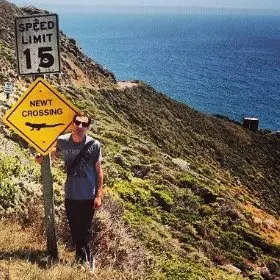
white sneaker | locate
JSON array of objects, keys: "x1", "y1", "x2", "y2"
[
  {"x1": 83, "y1": 257, "x2": 95, "y2": 274},
  {"x1": 89, "y1": 257, "x2": 95, "y2": 274}
]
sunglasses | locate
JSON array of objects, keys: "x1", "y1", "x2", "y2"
[{"x1": 74, "y1": 120, "x2": 90, "y2": 128}]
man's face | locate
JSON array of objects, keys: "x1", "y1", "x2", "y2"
[{"x1": 72, "y1": 116, "x2": 90, "y2": 137}]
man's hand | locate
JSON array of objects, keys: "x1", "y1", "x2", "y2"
[
  {"x1": 94, "y1": 196, "x2": 102, "y2": 209},
  {"x1": 35, "y1": 154, "x2": 43, "y2": 165}
]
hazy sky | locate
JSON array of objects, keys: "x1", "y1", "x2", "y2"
[{"x1": 9, "y1": 0, "x2": 280, "y2": 10}]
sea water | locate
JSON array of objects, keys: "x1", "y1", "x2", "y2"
[{"x1": 57, "y1": 9, "x2": 280, "y2": 131}]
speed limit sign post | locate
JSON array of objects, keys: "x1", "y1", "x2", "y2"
[
  {"x1": 15, "y1": 14, "x2": 61, "y2": 75},
  {"x1": 13, "y1": 14, "x2": 61, "y2": 261}
]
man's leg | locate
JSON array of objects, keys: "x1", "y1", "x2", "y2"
[
  {"x1": 65, "y1": 199, "x2": 84, "y2": 262},
  {"x1": 75, "y1": 200, "x2": 95, "y2": 264},
  {"x1": 65, "y1": 199, "x2": 94, "y2": 263}
]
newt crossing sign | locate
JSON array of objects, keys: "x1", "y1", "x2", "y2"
[
  {"x1": 2, "y1": 78, "x2": 79, "y2": 155},
  {"x1": 15, "y1": 14, "x2": 60, "y2": 75}
]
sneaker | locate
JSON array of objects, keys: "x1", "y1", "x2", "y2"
[
  {"x1": 83, "y1": 257, "x2": 95, "y2": 274},
  {"x1": 89, "y1": 256, "x2": 95, "y2": 274}
]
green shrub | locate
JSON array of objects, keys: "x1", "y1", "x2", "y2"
[
  {"x1": 219, "y1": 231, "x2": 260, "y2": 261},
  {"x1": 154, "y1": 257, "x2": 246, "y2": 280},
  {"x1": 0, "y1": 178, "x2": 24, "y2": 212},
  {"x1": 0, "y1": 154, "x2": 24, "y2": 178},
  {"x1": 0, "y1": 152, "x2": 40, "y2": 216}
]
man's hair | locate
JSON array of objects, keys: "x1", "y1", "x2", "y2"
[{"x1": 73, "y1": 113, "x2": 92, "y2": 126}]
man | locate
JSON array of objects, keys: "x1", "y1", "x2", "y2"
[{"x1": 36, "y1": 113, "x2": 103, "y2": 272}]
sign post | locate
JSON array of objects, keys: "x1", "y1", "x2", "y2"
[
  {"x1": 13, "y1": 13, "x2": 63, "y2": 260},
  {"x1": 4, "y1": 82, "x2": 13, "y2": 100},
  {"x1": 41, "y1": 154, "x2": 58, "y2": 260},
  {"x1": 3, "y1": 76, "x2": 79, "y2": 260},
  {"x1": 12, "y1": 13, "x2": 71, "y2": 261}
]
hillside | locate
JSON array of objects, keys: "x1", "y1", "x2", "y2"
[{"x1": 0, "y1": 1, "x2": 279, "y2": 279}]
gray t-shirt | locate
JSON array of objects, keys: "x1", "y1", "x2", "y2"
[{"x1": 56, "y1": 133, "x2": 102, "y2": 200}]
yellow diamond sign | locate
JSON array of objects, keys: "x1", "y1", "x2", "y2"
[{"x1": 3, "y1": 78, "x2": 79, "y2": 155}]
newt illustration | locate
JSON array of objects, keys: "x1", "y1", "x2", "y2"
[{"x1": 25, "y1": 122, "x2": 64, "y2": 131}]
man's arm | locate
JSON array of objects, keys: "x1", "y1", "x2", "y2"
[{"x1": 94, "y1": 161, "x2": 104, "y2": 209}]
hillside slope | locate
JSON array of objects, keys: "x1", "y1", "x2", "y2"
[{"x1": 0, "y1": 1, "x2": 279, "y2": 279}]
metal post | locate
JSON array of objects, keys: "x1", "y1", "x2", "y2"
[{"x1": 41, "y1": 153, "x2": 58, "y2": 261}]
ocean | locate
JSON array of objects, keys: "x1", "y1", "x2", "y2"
[{"x1": 56, "y1": 8, "x2": 280, "y2": 131}]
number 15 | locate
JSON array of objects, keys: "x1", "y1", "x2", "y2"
[{"x1": 23, "y1": 47, "x2": 54, "y2": 69}]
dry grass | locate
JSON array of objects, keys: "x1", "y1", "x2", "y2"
[
  {"x1": 0, "y1": 258, "x2": 140, "y2": 280},
  {"x1": 63, "y1": 57, "x2": 93, "y2": 88},
  {"x1": 92, "y1": 197, "x2": 152, "y2": 277},
  {"x1": 0, "y1": 195, "x2": 151, "y2": 280},
  {"x1": 240, "y1": 201, "x2": 280, "y2": 246}
]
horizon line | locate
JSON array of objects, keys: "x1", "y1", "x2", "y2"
[{"x1": 11, "y1": 2, "x2": 280, "y2": 12}]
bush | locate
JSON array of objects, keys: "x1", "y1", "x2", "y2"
[
  {"x1": 0, "y1": 152, "x2": 41, "y2": 218},
  {"x1": 219, "y1": 231, "x2": 260, "y2": 265}
]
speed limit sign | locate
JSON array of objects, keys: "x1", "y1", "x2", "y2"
[{"x1": 15, "y1": 14, "x2": 61, "y2": 75}]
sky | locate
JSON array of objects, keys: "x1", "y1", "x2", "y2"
[{"x1": 8, "y1": 0, "x2": 280, "y2": 10}]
